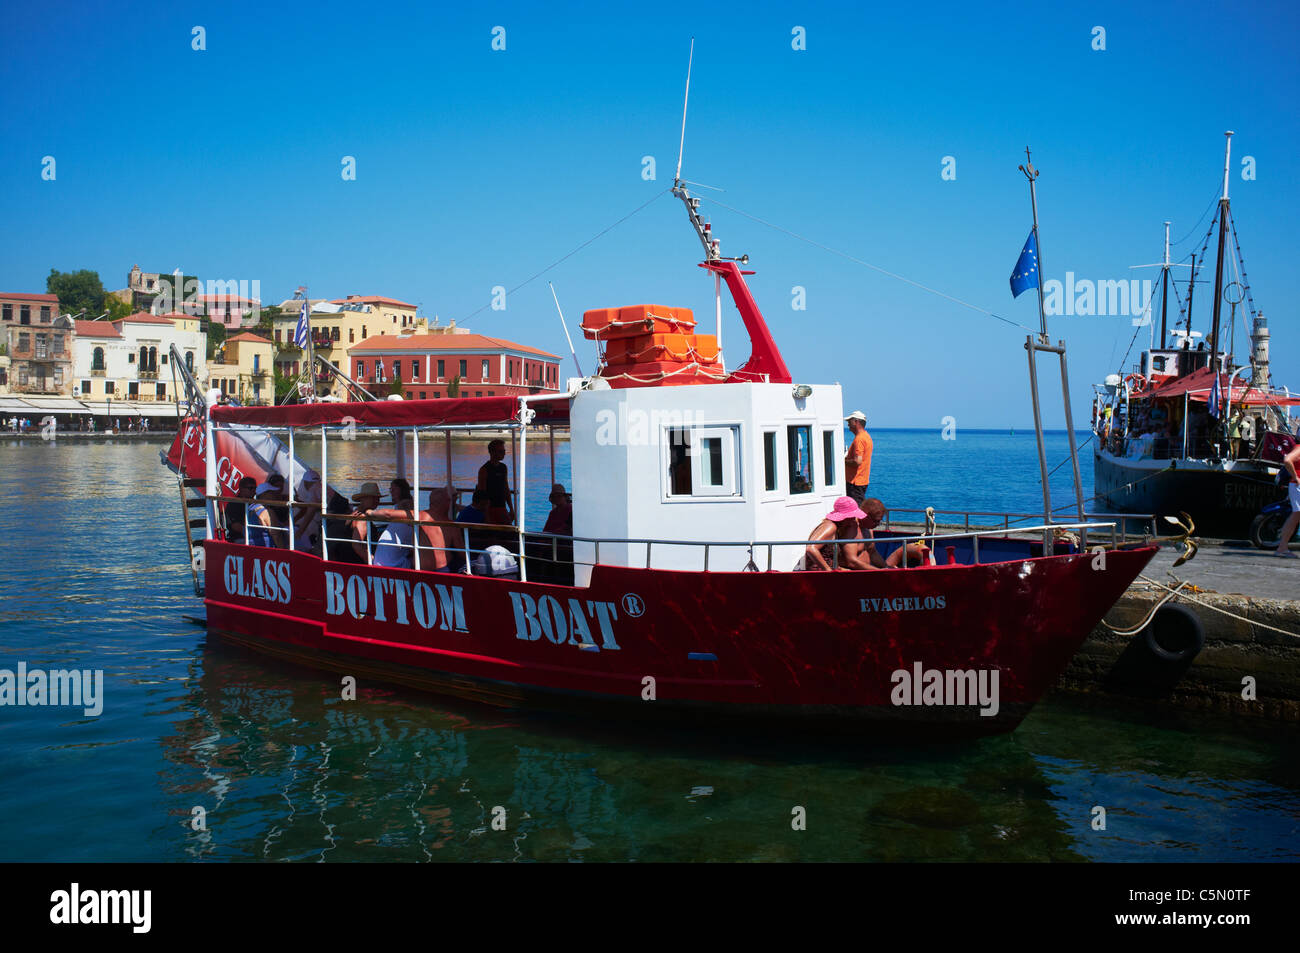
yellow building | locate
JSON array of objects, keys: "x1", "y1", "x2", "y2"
[
  {"x1": 271, "y1": 294, "x2": 427, "y2": 386},
  {"x1": 208, "y1": 331, "x2": 273, "y2": 405}
]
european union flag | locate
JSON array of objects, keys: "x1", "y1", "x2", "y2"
[
  {"x1": 1009, "y1": 229, "x2": 1039, "y2": 298},
  {"x1": 294, "y1": 299, "x2": 310, "y2": 348}
]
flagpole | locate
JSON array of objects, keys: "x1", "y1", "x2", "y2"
[
  {"x1": 1020, "y1": 148, "x2": 1048, "y2": 341},
  {"x1": 302, "y1": 286, "x2": 316, "y2": 403}
]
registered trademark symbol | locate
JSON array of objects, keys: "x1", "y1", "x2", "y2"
[{"x1": 621, "y1": 593, "x2": 645, "y2": 617}]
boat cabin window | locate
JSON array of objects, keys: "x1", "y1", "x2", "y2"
[
  {"x1": 787, "y1": 425, "x2": 813, "y2": 494},
  {"x1": 665, "y1": 425, "x2": 741, "y2": 499},
  {"x1": 822, "y1": 430, "x2": 836, "y2": 487},
  {"x1": 763, "y1": 431, "x2": 778, "y2": 491}
]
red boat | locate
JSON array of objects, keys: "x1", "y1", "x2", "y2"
[{"x1": 164, "y1": 184, "x2": 1156, "y2": 738}]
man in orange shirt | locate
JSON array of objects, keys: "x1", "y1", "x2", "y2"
[{"x1": 844, "y1": 410, "x2": 873, "y2": 505}]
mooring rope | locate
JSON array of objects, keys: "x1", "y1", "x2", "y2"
[{"x1": 1105, "y1": 573, "x2": 1300, "y2": 640}]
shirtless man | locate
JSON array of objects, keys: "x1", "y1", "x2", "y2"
[
  {"x1": 805, "y1": 497, "x2": 876, "y2": 570},
  {"x1": 368, "y1": 487, "x2": 465, "y2": 571},
  {"x1": 857, "y1": 497, "x2": 930, "y2": 568},
  {"x1": 1273, "y1": 441, "x2": 1300, "y2": 559}
]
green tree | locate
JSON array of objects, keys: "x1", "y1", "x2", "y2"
[
  {"x1": 273, "y1": 368, "x2": 297, "y2": 403},
  {"x1": 251, "y1": 304, "x2": 282, "y2": 336},
  {"x1": 206, "y1": 321, "x2": 226, "y2": 360},
  {"x1": 389, "y1": 371, "x2": 405, "y2": 397},
  {"x1": 47, "y1": 268, "x2": 106, "y2": 317},
  {"x1": 447, "y1": 375, "x2": 461, "y2": 398},
  {"x1": 103, "y1": 294, "x2": 132, "y2": 321}
]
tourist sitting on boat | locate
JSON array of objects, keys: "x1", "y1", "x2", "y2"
[
  {"x1": 368, "y1": 508, "x2": 415, "y2": 569},
  {"x1": 422, "y1": 487, "x2": 466, "y2": 573},
  {"x1": 224, "y1": 476, "x2": 258, "y2": 544},
  {"x1": 456, "y1": 489, "x2": 490, "y2": 524},
  {"x1": 293, "y1": 469, "x2": 324, "y2": 554},
  {"x1": 324, "y1": 491, "x2": 365, "y2": 563},
  {"x1": 349, "y1": 482, "x2": 384, "y2": 562},
  {"x1": 526, "y1": 484, "x2": 574, "y2": 583},
  {"x1": 390, "y1": 478, "x2": 413, "y2": 508},
  {"x1": 247, "y1": 483, "x2": 281, "y2": 548},
  {"x1": 477, "y1": 440, "x2": 515, "y2": 525},
  {"x1": 802, "y1": 497, "x2": 876, "y2": 571}
]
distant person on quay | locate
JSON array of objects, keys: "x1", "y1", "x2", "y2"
[
  {"x1": 1273, "y1": 442, "x2": 1300, "y2": 559},
  {"x1": 844, "y1": 410, "x2": 873, "y2": 504}
]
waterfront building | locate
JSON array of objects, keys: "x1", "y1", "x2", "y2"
[
  {"x1": 72, "y1": 313, "x2": 206, "y2": 403},
  {"x1": 348, "y1": 332, "x2": 563, "y2": 400},
  {"x1": 271, "y1": 294, "x2": 422, "y2": 386},
  {"x1": 199, "y1": 292, "x2": 261, "y2": 330},
  {"x1": 5, "y1": 315, "x2": 76, "y2": 395},
  {"x1": 208, "y1": 331, "x2": 273, "y2": 405},
  {"x1": 0, "y1": 292, "x2": 62, "y2": 327}
]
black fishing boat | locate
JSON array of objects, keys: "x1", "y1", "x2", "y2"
[{"x1": 1092, "y1": 132, "x2": 1299, "y2": 538}]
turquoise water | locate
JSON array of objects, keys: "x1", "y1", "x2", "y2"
[{"x1": 0, "y1": 433, "x2": 1296, "y2": 862}]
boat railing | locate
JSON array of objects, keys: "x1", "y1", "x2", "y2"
[
  {"x1": 204, "y1": 491, "x2": 1128, "y2": 577},
  {"x1": 880, "y1": 507, "x2": 1163, "y2": 542}
]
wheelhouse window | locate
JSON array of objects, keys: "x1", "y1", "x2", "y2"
[
  {"x1": 787, "y1": 424, "x2": 812, "y2": 494},
  {"x1": 665, "y1": 425, "x2": 741, "y2": 498},
  {"x1": 822, "y1": 430, "x2": 836, "y2": 487},
  {"x1": 763, "y1": 431, "x2": 778, "y2": 491}
]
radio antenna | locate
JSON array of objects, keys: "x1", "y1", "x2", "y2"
[
  {"x1": 548, "y1": 281, "x2": 585, "y2": 377},
  {"x1": 674, "y1": 37, "x2": 695, "y2": 185}
]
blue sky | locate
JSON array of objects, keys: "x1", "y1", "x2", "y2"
[{"x1": 2, "y1": 0, "x2": 1297, "y2": 427}]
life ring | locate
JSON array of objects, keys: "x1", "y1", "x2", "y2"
[
  {"x1": 1124, "y1": 372, "x2": 1148, "y2": 393},
  {"x1": 1142, "y1": 604, "x2": 1205, "y2": 663}
]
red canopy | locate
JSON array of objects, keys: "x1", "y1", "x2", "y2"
[
  {"x1": 210, "y1": 395, "x2": 571, "y2": 428},
  {"x1": 1148, "y1": 368, "x2": 1300, "y2": 406}
]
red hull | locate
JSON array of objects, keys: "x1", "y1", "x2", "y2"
[{"x1": 203, "y1": 542, "x2": 1157, "y2": 736}]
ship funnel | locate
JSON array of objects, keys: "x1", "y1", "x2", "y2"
[{"x1": 1103, "y1": 373, "x2": 1121, "y2": 395}]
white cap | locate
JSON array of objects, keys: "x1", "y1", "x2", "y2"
[{"x1": 845, "y1": 410, "x2": 867, "y2": 422}]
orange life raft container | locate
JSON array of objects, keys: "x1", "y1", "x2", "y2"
[
  {"x1": 603, "y1": 333, "x2": 720, "y2": 366},
  {"x1": 581, "y1": 305, "x2": 696, "y2": 340}
]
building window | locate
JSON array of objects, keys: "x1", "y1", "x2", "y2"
[
  {"x1": 475, "y1": 391, "x2": 482, "y2": 398},
  {"x1": 2, "y1": 304, "x2": 10, "y2": 321},
  {"x1": 362, "y1": 325, "x2": 367, "y2": 339},
  {"x1": 92, "y1": 347, "x2": 105, "y2": 370},
  {"x1": 419, "y1": 391, "x2": 426, "y2": 400},
  {"x1": 20, "y1": 306, "x2": 30, "y2": 324},
  {"x1": 763, "y1": 431, "x2": 778, "y2": 491},
  {"x1": 128, "y1": 352, "x2": 135, "y2": 363},
  {"x1": 128, "y1": 381, "x2": 139, "y2": 397},
  {"x1": 332, "y1": 326, "x2": 340, "y2": 341},
  {"x1": 356, "y1": 361, "x2": 365, "y2": 378},
  {"x1": 822, "y1": 430, "x2": 836, "y2": 487},
  {"x1": 253, "y1": 354, "x2": 260, "y2": 373},
  {"x1": 186, "y1": 352, "x2": 194, "y2": 372},
  {"x1": 275, "y1": 329, "x2": 282, "y2": 344},
  {"x1": 481, "y1": 359, "x2": 489, "y2": 380},
  {"x1": 40, "y1": 306, "x2": 51, "y2": 322},
  {"x1": 459, "y1": 359, "x2": 467, "y2": 378},
  {"x1": 434, "y1": 392, "x2": 440, "y2": 399},
  {"x1": 17, "y1": 332, "x2": 30, "y2": 353},
  {"x1": 157, "y1": 383, "x2": 166, "y2": 397},
  {"x1": 437, "y1": 359, "x2": 445, "y2": 380},
  {"x1": 104, "y1": 380, "x2": 114, "y2": 394},
  {"x1": 349, "y1": 328, "x2": 355, "y2": 343},
  {"x1": 81, "y1": 379, "x2": 90, "y2": 394},
  {"x1": 787, "y1": 425, "x2": 813, "y2": 494}
]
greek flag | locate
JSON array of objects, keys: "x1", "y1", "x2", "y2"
[
  {"x1": 1208, "y1": 371, "x2": 1222, "y2": 418},
  {"x1": 293, "y1": 299, "x2": 309, "y2": 348},
  {"x1": 1009, "y1": 230, "x2": 1039, "y2": 298}
]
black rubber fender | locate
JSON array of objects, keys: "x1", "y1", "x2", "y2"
[{"x1": 1143, "y1": 604, "x2": 1206, "y2": 663}]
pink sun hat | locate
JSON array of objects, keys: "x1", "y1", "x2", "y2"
[{"x1": 826, "y1": 496, "x2": 867, "y2": 522}]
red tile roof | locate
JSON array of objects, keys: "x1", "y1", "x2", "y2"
[
  {"x1": 330, "y1": 295, "x2": 417, "y2": 309},
  {"x1": 349, "y1": 333, "x2": 561, "y2": 359},
  {"x1": 0, "y1": 292, "x2": 60, "y2": 302},
  {"x1": 226, "y1": 331, "x2": 272, "y2": 344},
  {"x1": 75, "y1": 320, "x2": 122, "y2": 338}
]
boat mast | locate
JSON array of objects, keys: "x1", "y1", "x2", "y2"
[
  {"x1": 1208, "y1": 131, "x2": 1233, "y2": 373},
  {"x1": 1185, "y1": 252, "x2": 1196, "y2": 343},
  {"x1": 1160, "y1": 222, "x2": 1170, "y2": 345}
]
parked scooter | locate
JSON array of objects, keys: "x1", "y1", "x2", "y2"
[{"x1": 1249, "y1": 480, "x2": 1300, "y2": 549}]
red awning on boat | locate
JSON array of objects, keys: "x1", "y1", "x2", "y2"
[
  {"x1": 210, "y1": 395, "x2": 571, "y2": 428},
  {"x1": 1147, "y1": 368, "x2": 1300, "y2": 406}
]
